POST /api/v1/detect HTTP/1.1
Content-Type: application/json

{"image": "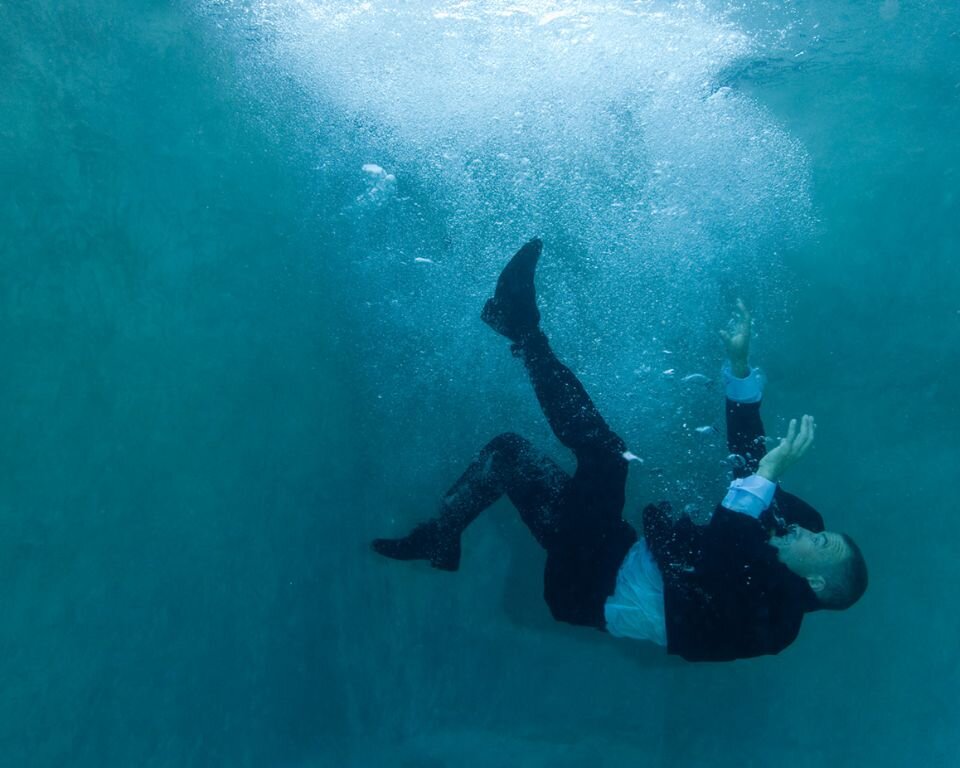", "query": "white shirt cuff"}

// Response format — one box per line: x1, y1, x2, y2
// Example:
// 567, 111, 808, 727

722, 363, 765, 404
721, 474, 777, 519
